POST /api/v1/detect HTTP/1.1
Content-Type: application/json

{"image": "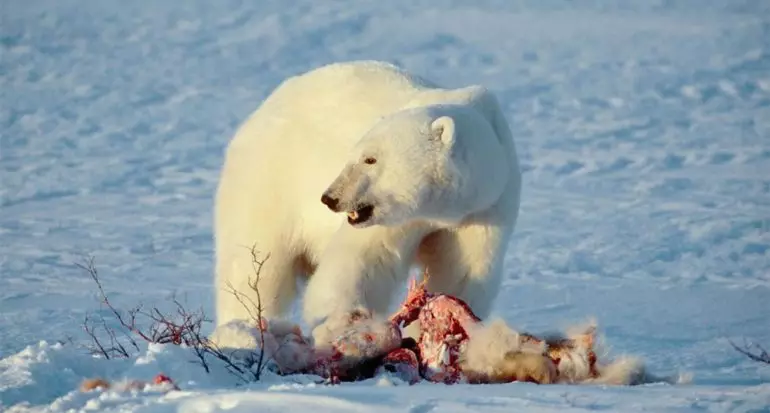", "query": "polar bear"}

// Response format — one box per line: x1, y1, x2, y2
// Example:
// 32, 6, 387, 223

212, 60, 521, 348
